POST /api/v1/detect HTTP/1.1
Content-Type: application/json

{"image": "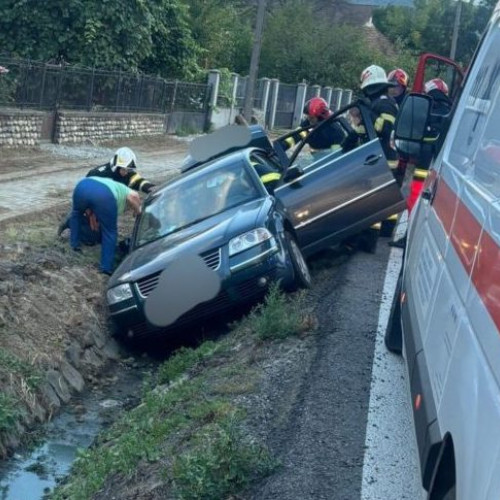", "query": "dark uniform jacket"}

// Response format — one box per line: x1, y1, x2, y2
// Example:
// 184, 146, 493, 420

366, 94, 399, 166
86, 163, 154, 194
280, 116, 354, 153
